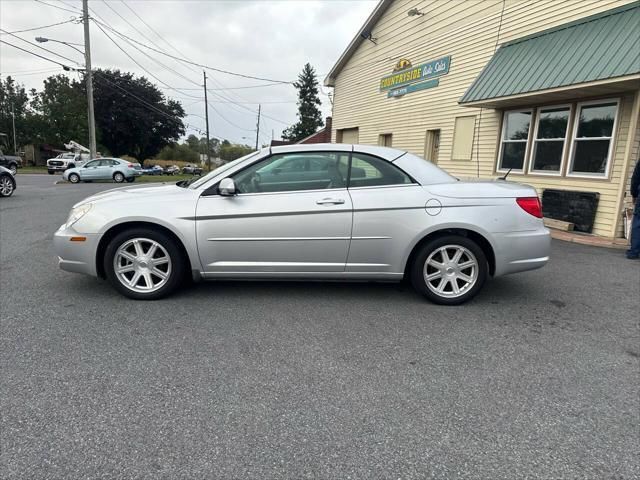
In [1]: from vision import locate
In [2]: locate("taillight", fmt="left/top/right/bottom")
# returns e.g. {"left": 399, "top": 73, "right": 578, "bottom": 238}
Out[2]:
{"left": 516, "top": 197, "right": 543, "bottom": 218}
{"left": 127, "top": 163, "right": 134, "bottom": 168}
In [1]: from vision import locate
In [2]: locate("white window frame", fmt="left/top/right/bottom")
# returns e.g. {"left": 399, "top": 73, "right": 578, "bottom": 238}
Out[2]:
{"left": 528, "top": 103, "right": 573, "bottom": 176}
{"left": 496, "top": 108, "right": 533, "bottom": 174}
{"left": 567, "top": 98, "right": 619, "bottom": 179}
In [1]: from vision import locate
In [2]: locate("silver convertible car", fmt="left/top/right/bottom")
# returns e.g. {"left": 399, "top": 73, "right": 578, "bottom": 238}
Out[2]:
{"left": 54, "top": 144, "right": 550, "bottom": 305}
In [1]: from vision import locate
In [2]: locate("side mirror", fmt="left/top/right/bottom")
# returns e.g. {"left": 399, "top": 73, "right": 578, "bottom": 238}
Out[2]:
{"left": 218, "top": 177, "right": 236, "bottom": 196}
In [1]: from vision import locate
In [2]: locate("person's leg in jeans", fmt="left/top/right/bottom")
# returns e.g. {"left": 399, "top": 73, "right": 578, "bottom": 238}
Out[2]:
{"left": 627, "top": 197, "right": 640, "bottom": 259}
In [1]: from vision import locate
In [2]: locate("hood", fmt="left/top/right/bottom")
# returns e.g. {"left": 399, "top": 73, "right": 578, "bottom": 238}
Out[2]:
{"left": 74, "top": 183, "right": 185, "bottom": 207}
{"left": 426, "top": 180, "right": 537, "bottom": 199}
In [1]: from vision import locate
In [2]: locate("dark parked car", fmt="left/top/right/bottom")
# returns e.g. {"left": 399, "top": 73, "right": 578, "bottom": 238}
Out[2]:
{"left": 182, "top": 164, "right": 203, "bottom": 175}
{"left": 142, "top": 165, "right": 164, "bottom": 175}
{"left": 0, "top": 165, "right": 16, "bottom": 197}
{"left": 0, "top": 149, "right": 22, "bottom": 175}
{"left": 164, "top": 165, "right": 180, "bottom": 175}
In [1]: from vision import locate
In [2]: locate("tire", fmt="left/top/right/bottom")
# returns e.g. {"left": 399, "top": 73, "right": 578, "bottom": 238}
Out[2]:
{"left": 410, "top": 235, "right": 488, "bottom": 305}
{"left": 104, "top": 228, "right": 185, "bottom": 300}
{"left": 125, "top": 177, "right": 135, "bottom": 183}
{"left": 113, "top": 172, "right": 125, "bottom": 183}
{"left": 0, "top": 174, "right": 15, "bottom": 197}
{"left": 68, "top": 173, "right": 80, "bottom": 184}
{"left": 8, "top": 163, "right": 18, "bottom": 175}
{"left": 48, "top": 170, "right": 55, "bottom": 175}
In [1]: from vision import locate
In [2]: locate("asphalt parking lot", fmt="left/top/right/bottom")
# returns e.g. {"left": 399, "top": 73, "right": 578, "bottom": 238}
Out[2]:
{"left": 1, "top": 174, "right": 639, "bottom": 479}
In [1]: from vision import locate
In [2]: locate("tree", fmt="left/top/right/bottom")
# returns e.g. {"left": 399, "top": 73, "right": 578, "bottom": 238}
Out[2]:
{"left": 281, "top": 63, "right": 323, "bottom": 142}
{"left": 92, "top": 69, "right": 185, "bottom": 159}
{"left": 219, "top": 142, "right": 253, "bottom": 161}
{"left": 29, "top": 74, "right": 88, "bottom": 146}
{"left": 0, "top": 76, "right": 36, "bottom": 150}
{"left": 156, "top": 143, "right": 199, "bottom": 163}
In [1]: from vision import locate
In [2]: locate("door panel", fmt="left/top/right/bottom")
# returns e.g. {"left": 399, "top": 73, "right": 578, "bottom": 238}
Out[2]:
{"left": 346, "top": 185, "right": 429, "bottom": 273}
{"left": 196, "top": 190, "right": 353, "bottom": 273}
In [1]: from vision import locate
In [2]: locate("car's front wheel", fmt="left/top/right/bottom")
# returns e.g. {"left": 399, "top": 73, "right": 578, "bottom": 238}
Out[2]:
{"left": 410, "top": 235, "right": 488, "bottom": 305}
{"left": 113, "top": 172, "right": 125, "bottom": 183}
{"left": 104, "top": 228, "right": 185, "bottom": 300}
{"left": 68, "top": 173, "right": 80, "bottom": 184}
{"left": 0, "top": 175, "right": 15, "bottom": 197}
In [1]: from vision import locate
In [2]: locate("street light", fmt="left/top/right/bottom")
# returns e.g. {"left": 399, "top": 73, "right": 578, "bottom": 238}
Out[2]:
{"left": 35, "top": 37, "right": 85, "bottom": 56}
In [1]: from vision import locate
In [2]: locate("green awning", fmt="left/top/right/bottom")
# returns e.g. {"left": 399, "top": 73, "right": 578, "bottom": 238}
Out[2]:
{"left": 460, "top": 3, "right": 640, "bottom": 105}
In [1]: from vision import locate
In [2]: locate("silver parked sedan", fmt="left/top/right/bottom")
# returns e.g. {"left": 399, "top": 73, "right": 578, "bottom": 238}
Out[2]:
{"left": 53, "top": 144, "right": 550, "bottom": 304}
{"left": 63, "top": 157, "right": 142, "bottom": 184}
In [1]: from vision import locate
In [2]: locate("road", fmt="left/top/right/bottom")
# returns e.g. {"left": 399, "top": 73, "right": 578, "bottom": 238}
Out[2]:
{"left": 1, "top": 174, "right": 639, "bottom": 479}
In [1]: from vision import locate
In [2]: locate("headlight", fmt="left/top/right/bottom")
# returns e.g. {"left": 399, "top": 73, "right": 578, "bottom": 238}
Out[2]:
{"left": 65, "top": 203, "right": 93, "bottom": 229}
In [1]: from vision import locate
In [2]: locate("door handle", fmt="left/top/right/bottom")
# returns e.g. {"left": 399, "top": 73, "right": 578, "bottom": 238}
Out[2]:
{"left": 316, "top": 198, "right": 345, "bottom": 205}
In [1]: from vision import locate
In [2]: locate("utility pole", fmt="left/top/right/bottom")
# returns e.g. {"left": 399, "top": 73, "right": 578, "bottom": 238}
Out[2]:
{"left": 82, "top": 0, "right": 97, "bottom": 158}
{"left": 11, "top": 103, "right": 17, "bottom": 155}
{"left": 255, "top": 104, "right": 261, "bottom": 150}
{"left": 203, "top": 70, "right": 211, "bottom": 171}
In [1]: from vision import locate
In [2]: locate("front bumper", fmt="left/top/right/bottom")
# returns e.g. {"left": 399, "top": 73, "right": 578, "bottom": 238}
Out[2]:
{"left": 53, "top": 224, "right": 101, "bottom": 276}
{"left": 48, "top": 165, "right": 67, "bottom": 172}
{"left": 492, "top": 228, "right": 551, "bottom": 277}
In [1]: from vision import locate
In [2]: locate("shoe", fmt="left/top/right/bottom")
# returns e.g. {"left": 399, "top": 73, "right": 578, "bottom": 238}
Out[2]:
{"left": 626, "top": 252, "right": 639, "bottom": 259}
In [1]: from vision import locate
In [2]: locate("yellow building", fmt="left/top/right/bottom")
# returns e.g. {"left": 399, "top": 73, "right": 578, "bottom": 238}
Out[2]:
{"left": 325, "top": 0, "right": 640, "bottom": 239}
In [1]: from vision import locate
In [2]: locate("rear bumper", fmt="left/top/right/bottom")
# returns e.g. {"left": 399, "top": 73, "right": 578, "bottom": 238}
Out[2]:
{"left": 53, "top": 224, "right": 101, "bottom": 276}
{"left": 492, "top": 228, "right": 551, "bottom": 276}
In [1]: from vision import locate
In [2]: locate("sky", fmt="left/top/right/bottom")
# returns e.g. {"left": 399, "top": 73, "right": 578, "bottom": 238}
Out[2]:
{"left": 0, "top": 0, "right": 376, "bottom": 146}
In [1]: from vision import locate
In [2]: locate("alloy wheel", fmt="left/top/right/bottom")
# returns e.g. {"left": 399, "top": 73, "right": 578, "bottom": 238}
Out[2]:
{"left": 69, "top": 173, "right": 80, "bottom": 183}
{"left": 113, "top": 238, "right": 172, "bottom": 293}
{"left": 0, "top": 176, "right": 14, "bottom": 196}
{"left": 423, "top": 245, "right": 479, "bottom": 299}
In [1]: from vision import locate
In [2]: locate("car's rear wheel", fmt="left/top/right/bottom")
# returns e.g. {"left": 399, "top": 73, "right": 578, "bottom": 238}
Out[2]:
{"left": 8, "top": 163, "right": 17, "bottom": 175}
{"left": 113, "top": 172, "right": 125, "bottom": 183}
{"left": 410, "top": 235, "right": 488, "bottom": 305}
{"left": 68, "top": 173, "right": 80, "bottom": 184}
{"left": 125, "top": 177, "right": 135, "bottom": 183}
{"left": 0, "top": 175, "right": 15, "bottom": 197}
{"left": 104, "top": 228, "right": 185, "bottom": 300}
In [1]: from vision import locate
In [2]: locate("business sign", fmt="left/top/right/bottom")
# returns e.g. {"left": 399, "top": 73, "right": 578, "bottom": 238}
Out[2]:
{"left": 380, "top": 56, "right": 450, "bottom": 95}
{"left": 387, "top": 79, "right": 440, "bottom": 98}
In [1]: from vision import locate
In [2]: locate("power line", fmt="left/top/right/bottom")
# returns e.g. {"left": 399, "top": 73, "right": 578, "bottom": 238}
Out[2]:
{"left": 91, "top": 18, "right": 292, "bottom": 84}
{"left": 0, "top": 19, "right": 78, "bottom": 35}
{"left": 0, "top": 39, "right": 74, "bottom": 69}
{"left": 33, "top": 0, "right": 81, "bottom": 14}
{"left": 118, "top": 0, "right": 200, "bottom": 75}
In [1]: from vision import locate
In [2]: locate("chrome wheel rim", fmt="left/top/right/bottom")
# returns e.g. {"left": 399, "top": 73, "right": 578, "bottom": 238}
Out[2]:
{"left": 69, "top": 174, "right": 79, "bottom": 183}
{"left": 0, "top": 176, "right": 13, "bottom": 196}
{"left": 114, "top": 238, "right": 172, "bottom": 293}
{"left": 114, "top": 173, "right": 124, "bottom": 182}
{"left": 424, "top": 245, "right": 478, "bottom": 299}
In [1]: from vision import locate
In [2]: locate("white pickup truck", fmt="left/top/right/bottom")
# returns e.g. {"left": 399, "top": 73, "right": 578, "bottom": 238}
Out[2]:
{"left": 46, "top": 152, "right": 91, "bottom": 174}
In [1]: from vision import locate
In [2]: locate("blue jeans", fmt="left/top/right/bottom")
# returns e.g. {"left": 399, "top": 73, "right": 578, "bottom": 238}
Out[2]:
{"left": 629, "top": 197, "right": 640, "bottom": 257}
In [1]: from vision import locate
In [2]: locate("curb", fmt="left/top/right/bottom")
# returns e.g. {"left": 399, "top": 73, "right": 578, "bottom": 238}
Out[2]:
{"left": 550, "top": 230, "right": 629, "bottom": 250}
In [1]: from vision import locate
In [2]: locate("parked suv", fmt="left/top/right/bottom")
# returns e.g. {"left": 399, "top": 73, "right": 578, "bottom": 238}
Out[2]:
{"left": 0, "top": 149, "right": 22, "bottom": 175}
{"left": 182, "top": 164, "right": 203, "bottom": 175}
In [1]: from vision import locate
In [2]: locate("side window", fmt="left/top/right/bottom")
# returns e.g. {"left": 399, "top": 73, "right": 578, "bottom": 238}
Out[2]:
{"left": 232, "top": 152, "right": 349, "bottom": 194}
{"left": 99, "top": 159, "right": 115, "bottom": 166}
{"left": 349, "top": 153, "right": 413, "bottom": 188}
{"left": 85, "top": 160, "right": 100, "bottom": 167}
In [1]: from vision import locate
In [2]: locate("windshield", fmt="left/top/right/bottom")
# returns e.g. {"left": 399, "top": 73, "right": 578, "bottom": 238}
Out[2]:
{"left": 186, "top": 150, "right": 261, "bottom": 189}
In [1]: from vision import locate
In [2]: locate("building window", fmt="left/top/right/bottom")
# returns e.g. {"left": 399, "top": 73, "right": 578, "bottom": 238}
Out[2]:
{"left": 530, "top": 106, "right": 571, "bottom": 174}
{"left": 337, "top": 127, "right": 359, "bottom": 144}
{"left": 452, "top": 116, "right": 476, "bottom": 161}
{"left": 378, "top": 133, "right": 392, "bottom": 147}
{"left": 498, "top": 110, "right": 532, "bottom": 172}
{"left": 568, "top": 100, "right": 618, "bottom": 177}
